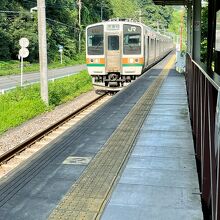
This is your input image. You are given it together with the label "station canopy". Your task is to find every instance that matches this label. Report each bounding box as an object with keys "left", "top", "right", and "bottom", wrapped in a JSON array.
[{"left": 152, "top": 0, "right": 187, "bottom": 5}]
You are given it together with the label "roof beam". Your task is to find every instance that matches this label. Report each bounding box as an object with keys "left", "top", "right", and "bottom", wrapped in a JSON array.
[{"left": 152, "top": 0, "right": 188, "bottom": 5}]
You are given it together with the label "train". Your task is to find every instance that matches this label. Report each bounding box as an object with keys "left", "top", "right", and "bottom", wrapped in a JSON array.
[{"left": 86, "top": 18, "right": 173, "bottom": 91}]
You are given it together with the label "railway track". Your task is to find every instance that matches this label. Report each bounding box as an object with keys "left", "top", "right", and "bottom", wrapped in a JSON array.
[{"left": 0, "top": 93, "right": 111, "bottom": 178}]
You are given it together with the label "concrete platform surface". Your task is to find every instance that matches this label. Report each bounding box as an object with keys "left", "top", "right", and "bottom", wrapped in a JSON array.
[{"left": 101, "top": 70, "right": 203, "bottom": 220}]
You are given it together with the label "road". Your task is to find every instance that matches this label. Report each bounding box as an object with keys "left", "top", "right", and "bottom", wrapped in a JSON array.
[{"left": 0, "top": 64, "right": 86, "bottom": 92}]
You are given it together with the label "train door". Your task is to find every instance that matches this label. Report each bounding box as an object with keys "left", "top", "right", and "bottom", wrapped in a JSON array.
[
  {"left": 155, "top": 39, "right": 157, "bottom": 60},
  {"left": 144, "top": 36, "right": 149, "bottom": 67},
  {"left": 106, "top": 34, "right": 121, "bottom": 74},
  {"left": 147, "top": 36, "right": 150, "bottom": 66}
]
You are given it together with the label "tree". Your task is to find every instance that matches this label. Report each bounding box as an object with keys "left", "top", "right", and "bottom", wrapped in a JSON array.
[
  {"left": 110, "top": 0, "right": 139, "bottom": 18},
  {"left": 137, "top": 0, "right": 173, "bottom": 30}
]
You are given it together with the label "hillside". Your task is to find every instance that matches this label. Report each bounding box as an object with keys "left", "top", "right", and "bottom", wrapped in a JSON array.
[{"left": 0, "top": 0, "right": 176, "bottom": 63}]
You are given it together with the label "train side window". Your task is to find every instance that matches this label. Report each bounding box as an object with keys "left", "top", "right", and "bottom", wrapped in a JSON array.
[{"left": 108, "top": 36, "right": 119, "bottom": 50}]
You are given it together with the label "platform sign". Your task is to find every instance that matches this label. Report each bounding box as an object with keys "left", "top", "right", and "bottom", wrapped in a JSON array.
[
  {"left": 19, "top": 38, "right": 29, "bottom": 48},
  {"left": 216, "top": 10, "right": 220, "bottom": 51},
  {"left": 19, "top": 37, "right": 29, "bottom": 87},
  {"left": 58, "top": 45, "right": 63, "bottom": 64},
  {"left": 19, "top": 48, "right": 29, "bottom": 58}
]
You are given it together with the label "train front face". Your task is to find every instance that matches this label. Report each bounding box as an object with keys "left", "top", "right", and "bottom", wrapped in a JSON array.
[{"left": 86, "top": 22, "right": 143, "bottom": 91}]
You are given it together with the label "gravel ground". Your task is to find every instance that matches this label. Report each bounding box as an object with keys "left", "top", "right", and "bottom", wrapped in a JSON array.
[{"left": 0, "top": 90, "right": 100, "bottom": 156}]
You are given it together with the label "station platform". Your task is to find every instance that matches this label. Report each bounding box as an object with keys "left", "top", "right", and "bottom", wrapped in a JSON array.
[
  {"left": 0, "top": 54, "right": 203, "bottom": 220},
  {"left": 101, "top": 68, "right": 203, "bottom": 220}
]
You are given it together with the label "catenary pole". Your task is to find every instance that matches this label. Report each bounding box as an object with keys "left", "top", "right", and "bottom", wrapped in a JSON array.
[
  {"left": 78, "top": 0, "right": 82, "bottom": 53},
  {"left": 37, "top": 0, "right": 49, "bottom": 105}
]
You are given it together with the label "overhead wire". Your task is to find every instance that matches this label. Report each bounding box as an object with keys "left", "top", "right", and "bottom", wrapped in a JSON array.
[
  {"left": 46, "top": 18, "right": 79, "bottom": 31},
  {"left": 0, "top": 9, "right": 79, "bottom": 30},
  {"left": 0, "top": 1, "right": 80, "bottom": 33}
]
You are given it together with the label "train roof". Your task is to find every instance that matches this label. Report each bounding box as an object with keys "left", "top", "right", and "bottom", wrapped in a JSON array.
[{"left": 86, "top": 19, "right": 172, "bottom": 41}]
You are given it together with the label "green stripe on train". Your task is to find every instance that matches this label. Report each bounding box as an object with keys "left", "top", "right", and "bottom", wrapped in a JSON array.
[
  {"left": 87, "top": 64, "right": 105, "bottom": 67},
  {"left": 122, "top": 64, "right": 144, "bottom": 67},
  {"left": 87, "top": 64, "right": 143, "bottom": 67}
]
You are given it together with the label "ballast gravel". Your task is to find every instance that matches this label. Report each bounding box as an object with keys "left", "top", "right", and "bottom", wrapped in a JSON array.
[{"left": 0, "top": 90, "right": 100, "bottom": 156}]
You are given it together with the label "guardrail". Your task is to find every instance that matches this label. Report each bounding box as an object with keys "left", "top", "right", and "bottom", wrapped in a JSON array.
[{"left": 186, "top": 53, "right": 220, "bottom": 220}]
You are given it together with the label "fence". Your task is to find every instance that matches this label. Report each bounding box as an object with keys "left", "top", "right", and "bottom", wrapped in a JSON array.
[{"left": 186, "top": 53, "right": 220, "bottom": 220}]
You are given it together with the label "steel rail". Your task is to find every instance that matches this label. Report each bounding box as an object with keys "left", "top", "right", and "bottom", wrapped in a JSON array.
[{"left": 0, "top": 93, "right": 107, "bottom": 164}]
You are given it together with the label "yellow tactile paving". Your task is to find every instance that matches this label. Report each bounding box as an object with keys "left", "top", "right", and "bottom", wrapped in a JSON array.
[{"left": 49, "top": 55, "right": 175, "bottom": 220}]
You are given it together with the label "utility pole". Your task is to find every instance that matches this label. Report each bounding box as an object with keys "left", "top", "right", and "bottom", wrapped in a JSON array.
[
  {"left": 139, "top": 10, "right": 142, "bottom": 23},
  {"left": 101, "top": 2, "right": 103, "bottom": 21},
  {"left": 77, "top": 0, "right": 82, "bottom": 53},
  {"left": 135, "top": 10, "right": 142, "bottom": 22},
  {"left": 157, "top": 21, "right": 159, "bottom": 32},
  {"left": 37, "top": 0, "right": 49, "bottom": 105}
]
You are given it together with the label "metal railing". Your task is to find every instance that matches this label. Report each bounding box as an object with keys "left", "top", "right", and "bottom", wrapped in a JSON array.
[{"left": 186, "top": 53, "right": 220, "bottom": 220}]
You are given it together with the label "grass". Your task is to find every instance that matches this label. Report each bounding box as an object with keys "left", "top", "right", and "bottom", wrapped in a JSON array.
[
  {"left": 0, "top": 54, "right": 86, "bottom": 76},
  {"left": 0, "top": 70, "right": 93, "bottom": 134}
]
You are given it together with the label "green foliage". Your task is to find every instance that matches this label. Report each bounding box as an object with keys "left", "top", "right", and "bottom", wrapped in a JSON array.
[
  {"left": 0, "top": 0, "right": 113, "bottom": 63},
  {"left": 48, "top": 71, "right": 93, "bottom": 106},
  {"left": 0, "top": 86, "right": 47, "bottom": 134},
  {"left": 109, "top": 0, "right": 139, "bottom": 18},
  {"left": 0, "top": 71, "right": 93, "bottom": 134},
  {"left": 82, "top": 0, "right": 113, "bottom": 25},
  {"left": 137, "top": 0, "right": 173, "bottom": 30},
  {"left": 8, "top": 13, "right": 39, "bottom": 62},
  {"left": 201, "top": 5, "right": 208, "bottom": 63},
  {"left": 0, "top": 28, "right": 11, "bottom": 60},
  {"left": 168, "top": 9, "right": 187, "bottom": 51}
]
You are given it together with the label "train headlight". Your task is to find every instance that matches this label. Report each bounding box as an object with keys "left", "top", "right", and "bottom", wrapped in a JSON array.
[
  {"left": 135, "top": 58, "right": 139, "bottom": 63},
  {"left": 129, "top": 58, "right": 134, "bottom": 63},
  {"left": 91, "top": 59, "right": 94, "bottom": 63}
]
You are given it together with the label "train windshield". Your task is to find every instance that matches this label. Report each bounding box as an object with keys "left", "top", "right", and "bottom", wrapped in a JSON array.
[
  {"left": 108, "top": 35, "right": 119, "bottom": 50},
  {"left": 87, "top": 25, "right": 104, "bottom": 55},
  {"left": 123, "top": 25, "right": 141, "bottom": 55}
]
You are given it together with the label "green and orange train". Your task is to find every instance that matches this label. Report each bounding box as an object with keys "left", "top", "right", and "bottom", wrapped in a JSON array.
[{"left": 86, "top": 18, "right": 173, "bottom": 91}]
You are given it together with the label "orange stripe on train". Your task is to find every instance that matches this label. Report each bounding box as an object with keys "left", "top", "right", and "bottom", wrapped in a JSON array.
[
  {"left": 86, "top": 58, "right": 144, "bottom": 65},
  {"left": 122, "top": 57, "right": 144, "bottom": 64},
  {"left": 86, "top": 58, "right": 105, "bottom": 64}
]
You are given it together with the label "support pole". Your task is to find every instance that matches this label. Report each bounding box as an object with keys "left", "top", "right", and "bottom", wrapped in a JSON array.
[
  {"left": 101, "top": 4, "right": 103, "bottom": 21},
  {"left": 139, "top": 10, "right": 142, "bottom": 23},
  {"left": 187, "top": 3, "right": 192, "bottom": 54},
  {"left": 78, "top": 0, "right": 82, "bottom": 53},
  {"left": 37, "top": 0, "right": 49, "bottom": 105},
  {"left": 192, "top": 0, "right": 201, "bottom": 61},
  {"left": 20, "top": 57, "right": 23, "bottom": 87}
]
